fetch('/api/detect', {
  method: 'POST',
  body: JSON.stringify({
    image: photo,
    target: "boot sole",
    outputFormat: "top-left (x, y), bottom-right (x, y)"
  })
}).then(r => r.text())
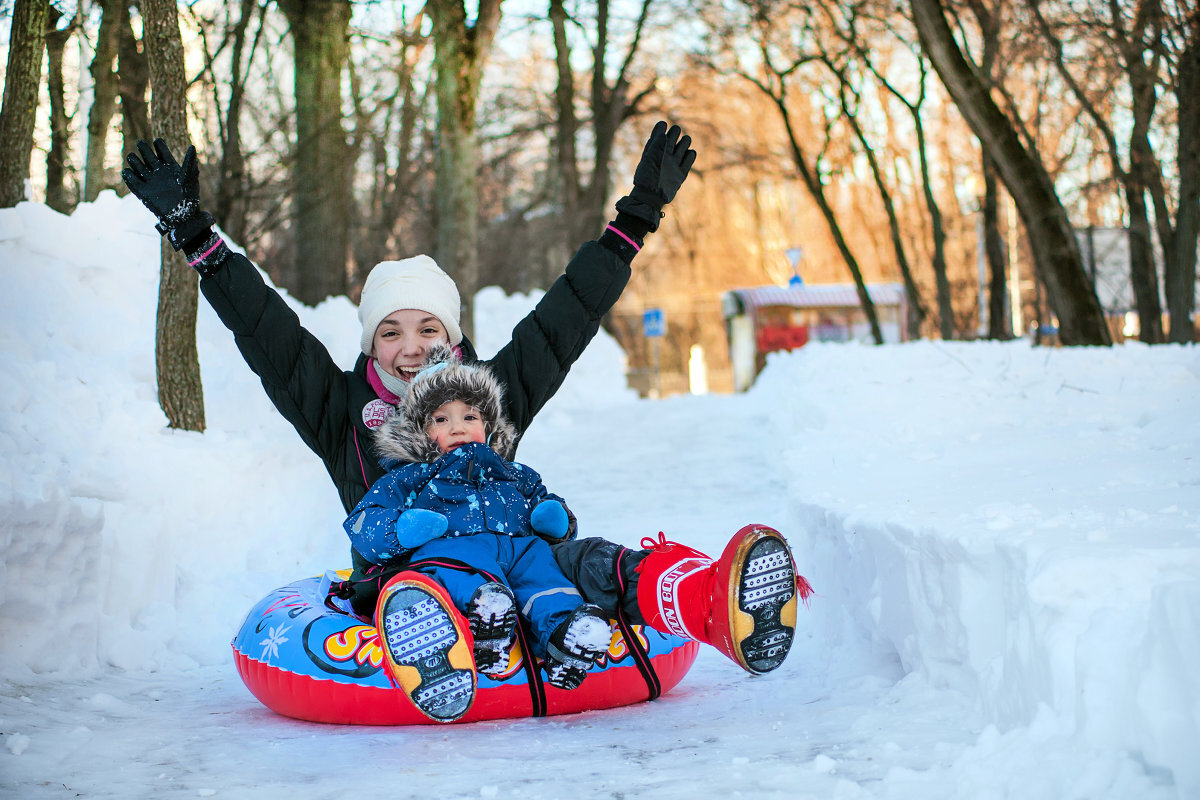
top-left (733, 532), bottom-right (798, 674)
top-left (379, 584), bottom-right (475, 722)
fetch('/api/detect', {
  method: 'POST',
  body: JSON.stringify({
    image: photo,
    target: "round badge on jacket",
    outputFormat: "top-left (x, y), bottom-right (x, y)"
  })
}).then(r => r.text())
top-left (362, 399), bottom-right (397, 429)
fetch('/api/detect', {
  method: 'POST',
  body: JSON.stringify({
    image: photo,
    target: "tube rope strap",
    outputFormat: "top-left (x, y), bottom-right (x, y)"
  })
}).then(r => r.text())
top-left (613, 546), bottom-right (662, 700)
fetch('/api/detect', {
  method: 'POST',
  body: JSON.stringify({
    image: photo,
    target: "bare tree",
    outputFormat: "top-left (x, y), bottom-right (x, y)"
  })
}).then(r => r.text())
top-left (141, 0), bottom-right (206, 431)
top-left (349, 12), bottom-right (433, 282)
top-left (45, 5), bottom-right (76, 213)
top-left (214, 0), bottom-right (269, 245)
top-left (0, 0), bottom-right (49, 207)
top-left (808, 59), bottom-right (933, 336)
top-left (119, 1), bottom-right (151, 163)
top-left (189, 0), bottom-right (271, 245)
top-left (760, 75), bottom-right (884, 342)
top-left (1029, 0), bottom-right (1164, 342)
top-left (816, 3), bottom-right (936, 336)
top-left (83, 0), bottom-right (122, 201)
top-left (1112, 0), bottom-right (1166, 342)
top-left (962, 0), bottom-right (1012, 339)
top-left (1169, 8), bottom-right (1199, 342)
top-left (909, 0), bottom-right (1111, 345)
top-left (277, 0), bottom-right (354, 305)
top-left (216, 25), bottom-right (298, 264)
top-left (549, 0), bottom-right (656, 251)
top-left (712, 3), bottom-right (886, 343)
top-left (980, 160), bottom-right (1010, 338)
top-left (427, 0), bottom-right (504, 341)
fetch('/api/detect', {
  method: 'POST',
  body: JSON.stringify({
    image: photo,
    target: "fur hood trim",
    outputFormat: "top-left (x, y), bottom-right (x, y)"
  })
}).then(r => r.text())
top-left (373, 344), bottom-right (517, 464)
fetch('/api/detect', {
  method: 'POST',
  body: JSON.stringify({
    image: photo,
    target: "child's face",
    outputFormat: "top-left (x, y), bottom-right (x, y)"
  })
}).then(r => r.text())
top-left (372, 309), bottom-right (450, 381)
top-left (426, 400), bottom-right (487, 453)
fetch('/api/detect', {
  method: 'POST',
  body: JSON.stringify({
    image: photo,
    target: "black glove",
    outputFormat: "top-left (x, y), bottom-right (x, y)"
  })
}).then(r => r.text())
top-left (614, 121), bottom-right (697, 232)
top-left (121, 139), bottom-right (215, 251)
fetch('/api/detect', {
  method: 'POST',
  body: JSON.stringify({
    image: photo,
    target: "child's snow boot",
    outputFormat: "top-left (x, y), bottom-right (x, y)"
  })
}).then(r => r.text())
top-left (466, 581), bottom-right (518, 677)
top-left (634, 524), bottom-right (812, 675)
top-left (374, 572), bottom-right (476, 722)
top-left (543, 605), bottom-right (612, 689)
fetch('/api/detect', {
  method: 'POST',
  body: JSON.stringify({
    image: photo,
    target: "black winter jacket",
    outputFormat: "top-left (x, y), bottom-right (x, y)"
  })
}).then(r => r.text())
top-left (199, 240), bottom-right (632, 569)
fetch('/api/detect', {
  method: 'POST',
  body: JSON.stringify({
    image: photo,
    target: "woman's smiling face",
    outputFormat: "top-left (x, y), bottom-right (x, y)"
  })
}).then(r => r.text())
top-left (371, 309), bottom-right (449, 380)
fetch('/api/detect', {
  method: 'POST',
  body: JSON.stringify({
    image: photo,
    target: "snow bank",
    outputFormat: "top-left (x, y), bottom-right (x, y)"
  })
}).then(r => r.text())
top-left (0, 194), bottom-right (632, 678)
top-left (2, 194), bottom-right (1198, 796)
top-left (755, 342), bottom-right (1200, 794)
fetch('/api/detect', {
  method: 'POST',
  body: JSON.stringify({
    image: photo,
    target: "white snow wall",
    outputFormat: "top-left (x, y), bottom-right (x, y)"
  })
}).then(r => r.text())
top-left (757, 338), bottom-right (1200, 800)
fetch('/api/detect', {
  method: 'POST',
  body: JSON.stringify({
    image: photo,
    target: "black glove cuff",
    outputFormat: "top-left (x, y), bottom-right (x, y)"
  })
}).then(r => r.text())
top-left (613, 210), bottom-right (652, 241)
top-left (170, 212), bottom-right (217, 251)
top-left (614, 187), bottom-right (665, 232)
top-left (180, 227), bottom-right (214, 254)
top-left (158, 202), bottom-right (216, 251)
top-left (599, 221), bottom-right (644, 264)
top-left (183, 231), bottom-right (230, 278)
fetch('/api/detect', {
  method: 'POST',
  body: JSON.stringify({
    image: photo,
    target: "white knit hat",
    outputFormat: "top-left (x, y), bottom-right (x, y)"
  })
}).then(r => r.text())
top-left (357, 255), bottom-right (463, 355)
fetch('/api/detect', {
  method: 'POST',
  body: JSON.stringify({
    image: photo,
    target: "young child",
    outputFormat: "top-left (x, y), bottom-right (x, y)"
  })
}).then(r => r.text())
top-left (345, 345), bottom-right (613, 719)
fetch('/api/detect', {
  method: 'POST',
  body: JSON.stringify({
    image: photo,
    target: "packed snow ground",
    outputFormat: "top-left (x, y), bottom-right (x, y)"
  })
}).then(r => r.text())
top-left (1, 194), bottom-right (1198, 799)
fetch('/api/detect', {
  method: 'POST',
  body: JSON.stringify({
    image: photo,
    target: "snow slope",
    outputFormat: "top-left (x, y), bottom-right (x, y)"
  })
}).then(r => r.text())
top-left (1, 195), bottom-right (1197, 799)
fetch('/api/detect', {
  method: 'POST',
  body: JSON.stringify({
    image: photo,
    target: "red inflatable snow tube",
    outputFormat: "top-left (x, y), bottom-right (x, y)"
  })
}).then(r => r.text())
top-left (232, 573), bottom-right (699, 725)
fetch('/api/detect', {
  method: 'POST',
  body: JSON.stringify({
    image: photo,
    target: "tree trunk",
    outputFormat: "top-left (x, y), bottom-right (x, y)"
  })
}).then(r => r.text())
top-left (853, 124), bottom-right (929, 332)
top-left (909, 0), bottom-right (1111, 345)
top-left (0, 0), bottom-right (49, 208)
top-left (45, 6), bottom-right (74, 214)
top-left (1122, 0), bottom-right (1166, 343)
top-left (773, 97), bottom-right (884, 344)
top-left (983, 160), bottom-right (1010, 338)
top-left (361, 18), bottom-right (429, 277)
top-left (850, 41), bottom-right (935, 337)
top-left (576, 0), bottom-right (627, 246)
top-left (1030, 0), bottom-right (1167, 342)
top-left (1168, 22), bottom-right (1199, 343)
top-left (119, 2), bottom-right (152, 168)
top-left (549, 0), bottom-right (580, 236)
top-left (834, 76), bottom-right (929, 332)
top-left (551, 0), bottom-right (651, 258)
top-left (278, 0), bottom-right (353, 305)
top-left (1124, 175), bottom-right (1163, 342)
top-left (84, 0), bottom-right (123, 202)
top-left (914, 115), bottom-right (954, 339)
top-left (1129, 5), bottom-right (1178, 339)
top-left (427, 0), bottom-right (503, 342)
top-left (213, 0), bottom-right (261, 245)
top-left (141, 0), bottom-right (206, 432)
top-left (968, 0), bottom-right (1010, 340)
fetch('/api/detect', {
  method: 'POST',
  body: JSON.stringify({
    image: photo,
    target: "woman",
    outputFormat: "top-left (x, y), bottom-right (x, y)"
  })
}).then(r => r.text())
top-left (122, 123), bottom-right (802, 676)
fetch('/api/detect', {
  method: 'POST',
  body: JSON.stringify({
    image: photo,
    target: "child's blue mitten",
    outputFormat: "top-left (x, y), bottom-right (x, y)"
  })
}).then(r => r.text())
top-left (530, 500), bottom-right (569, 539)
top-left (395, 509), bottom-right (449, 549)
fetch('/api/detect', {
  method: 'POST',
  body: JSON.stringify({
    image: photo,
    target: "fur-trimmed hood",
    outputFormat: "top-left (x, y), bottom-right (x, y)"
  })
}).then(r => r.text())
top-left (373, 344), bottom-right (518, 464)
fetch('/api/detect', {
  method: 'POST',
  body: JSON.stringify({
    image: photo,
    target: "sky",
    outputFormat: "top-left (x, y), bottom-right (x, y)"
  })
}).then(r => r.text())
top-left (1, 193), bottom-right (1198, 799)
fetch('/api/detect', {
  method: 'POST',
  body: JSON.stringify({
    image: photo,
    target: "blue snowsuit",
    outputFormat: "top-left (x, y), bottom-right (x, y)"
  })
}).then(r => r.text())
top-left (345, 442), bottom-right (586, 656)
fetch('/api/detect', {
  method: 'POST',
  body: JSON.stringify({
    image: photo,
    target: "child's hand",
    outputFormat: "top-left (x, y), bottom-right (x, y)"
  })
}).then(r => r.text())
top-left (530, 500), bottom-right (570, 539)
top-left (396, 509), bottom-right (449, 548)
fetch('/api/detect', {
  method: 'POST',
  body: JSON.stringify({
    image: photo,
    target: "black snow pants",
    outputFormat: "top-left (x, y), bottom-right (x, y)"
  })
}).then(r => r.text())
top-left (550, 538), bottom-right (648, 624)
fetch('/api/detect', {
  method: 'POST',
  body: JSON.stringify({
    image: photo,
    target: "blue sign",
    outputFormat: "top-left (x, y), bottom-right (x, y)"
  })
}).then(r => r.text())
top-left (643, 308), bottom-right (666, 337)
